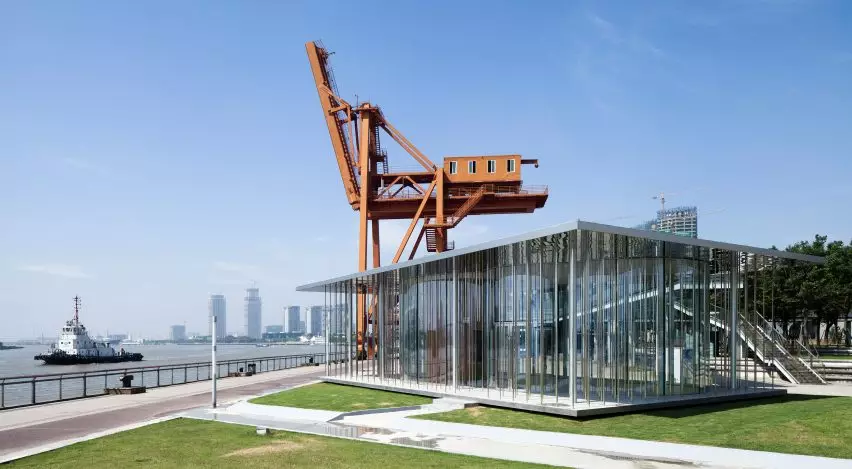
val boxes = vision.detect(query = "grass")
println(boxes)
[821,354,852,360]
[416,395,852,459]
[249,382,432,412]
[7,418,548,469]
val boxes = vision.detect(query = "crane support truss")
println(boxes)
[306,41,549,358]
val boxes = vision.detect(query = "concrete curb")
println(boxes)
[224,401,344,422]
[330,405,424,421]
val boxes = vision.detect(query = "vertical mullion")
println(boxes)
[526,242,532,402]
[553,242,559,404]
[538,243,544,404]
[568,233,577,408]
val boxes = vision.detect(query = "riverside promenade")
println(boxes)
[5,373,852,468]
[0,366,323,461]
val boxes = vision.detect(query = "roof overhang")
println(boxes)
[297,219,826,292]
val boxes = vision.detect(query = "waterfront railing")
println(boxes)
[0,352,344,410]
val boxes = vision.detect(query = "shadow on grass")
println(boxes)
[580,394,834,421]
[460,394,837,422]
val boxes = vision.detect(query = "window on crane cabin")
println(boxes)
[487,160,496,173]
[468,160,477,174]
[507,158,516,173]
[449,161,457,174]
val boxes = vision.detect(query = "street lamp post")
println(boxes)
[212,315,217,408]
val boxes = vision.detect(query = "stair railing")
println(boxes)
[750,309,827,383]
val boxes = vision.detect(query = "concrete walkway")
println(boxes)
[0,366,324,460]
[4,376,852,468]
[341,406,852,469]
[178,395,852,469]
[781,381,852,397]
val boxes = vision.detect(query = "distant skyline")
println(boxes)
[244,287,262,339]
[2,1,851,339]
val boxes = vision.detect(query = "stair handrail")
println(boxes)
[792,335,827,376]
[745,311,792,357]
[750,309,827,381]
[450,185,487,226]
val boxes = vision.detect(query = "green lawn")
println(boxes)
[821,354,852,360]
[249,382,432,411]
[416,395,852,459]
[8,418,549,469]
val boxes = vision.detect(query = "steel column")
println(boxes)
[730,251,739,389]
[568,235,577,407]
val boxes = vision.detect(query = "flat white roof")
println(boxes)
[297,219,825,292]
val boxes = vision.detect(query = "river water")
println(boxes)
[0,343,326,378]
[0,343,329,408]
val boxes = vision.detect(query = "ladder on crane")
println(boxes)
[424,186,487,252]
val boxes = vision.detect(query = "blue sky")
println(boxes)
[1,0,850,339]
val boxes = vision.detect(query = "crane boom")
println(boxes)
[305,41,360,205]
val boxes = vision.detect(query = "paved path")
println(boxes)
[341,405,852,469]
[0,366,323,459]
[181,396,852,469]
[4,376,852,468]
[781,381,852,397]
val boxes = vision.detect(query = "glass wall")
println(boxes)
[322,227,797,409]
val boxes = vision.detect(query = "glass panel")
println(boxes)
[316,226,798,410]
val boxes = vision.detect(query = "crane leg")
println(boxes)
[435,169,447,252]
[371,220,380,268]
[356,114,372,360]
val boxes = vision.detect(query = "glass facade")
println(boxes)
[307,223,822,413]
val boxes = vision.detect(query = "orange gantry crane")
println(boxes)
[306,41,548,357]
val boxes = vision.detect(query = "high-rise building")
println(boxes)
[323,304,348,333]
[286,306,302,333]
[208,294,227,339]
[636,206,698,238]
[309,305,323,335]
[264,325,283,334]
[300,320,306,333]
[244,287,262,339]
[170,325,186,341]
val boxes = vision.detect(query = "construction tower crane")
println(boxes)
[306,41,548,357]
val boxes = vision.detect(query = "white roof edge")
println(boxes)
[575,221,825,264]
[297,219,825,292]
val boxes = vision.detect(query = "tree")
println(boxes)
[783,236,852,345]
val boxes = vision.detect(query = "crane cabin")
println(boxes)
[443,155,539,186]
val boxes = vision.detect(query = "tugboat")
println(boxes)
[34,297,143,365]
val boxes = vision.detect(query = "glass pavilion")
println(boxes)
[298,221,824,416]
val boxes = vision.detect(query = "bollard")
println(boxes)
[31,378,36,405]
[59,377,63,400]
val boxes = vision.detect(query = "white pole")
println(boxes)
[212,315,218,408]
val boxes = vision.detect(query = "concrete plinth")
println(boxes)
[104,386,146,395]
[321,377,787,418]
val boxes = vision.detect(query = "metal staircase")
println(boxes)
[373,125,389,174]
[738,312,826,384]
[425,225,437,252]
[447,186,487,226]
[674,301,826,385]
[424,187,486,252]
